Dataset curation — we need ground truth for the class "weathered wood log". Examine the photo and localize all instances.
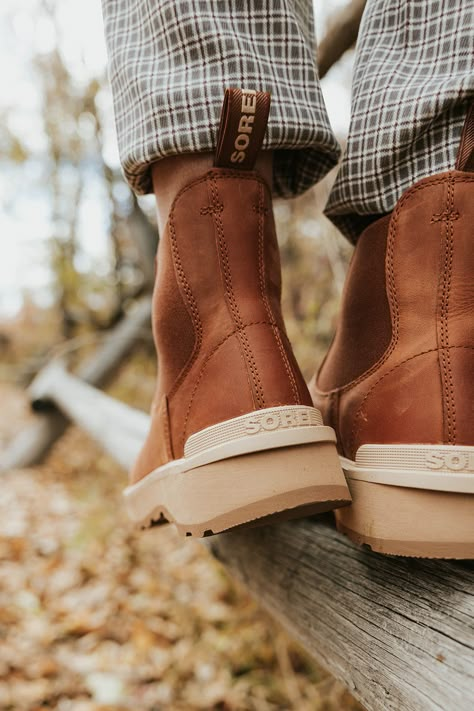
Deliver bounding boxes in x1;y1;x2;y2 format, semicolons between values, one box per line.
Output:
14;364;474;711
210;524;474;711
0;412;69;473
0;297;151;472
318;0;367;79
29;362;148;470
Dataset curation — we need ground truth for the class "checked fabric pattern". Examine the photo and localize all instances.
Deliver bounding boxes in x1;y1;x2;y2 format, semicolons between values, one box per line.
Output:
326;0;474;240
101;0;340;201
102;0;474;241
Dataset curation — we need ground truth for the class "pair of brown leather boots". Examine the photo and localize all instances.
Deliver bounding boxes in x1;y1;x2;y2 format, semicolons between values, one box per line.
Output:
125;90;474;559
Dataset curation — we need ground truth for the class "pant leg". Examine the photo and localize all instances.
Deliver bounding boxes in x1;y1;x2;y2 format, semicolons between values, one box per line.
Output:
101;0;339;199
325;0;474;242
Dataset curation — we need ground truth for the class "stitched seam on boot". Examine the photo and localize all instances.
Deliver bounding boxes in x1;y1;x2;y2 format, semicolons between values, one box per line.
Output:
209;176;266;409
162;396;174;461
316;173;474;399
165;175;272;453
167;215;203;398
332;392;338;430
437;176;457;444
166;171;271;223
256;182;300;405
347;176;451;453
315;181;402;398
182;320;285;443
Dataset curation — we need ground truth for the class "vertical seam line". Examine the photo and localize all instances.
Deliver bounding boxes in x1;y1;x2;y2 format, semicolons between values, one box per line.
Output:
167;215;203;401
256;183;300;404
209;176;266;408
438;177;457;443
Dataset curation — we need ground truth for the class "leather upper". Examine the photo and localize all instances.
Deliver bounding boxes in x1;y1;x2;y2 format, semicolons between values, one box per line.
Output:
131;168;312;483
310;171;474;459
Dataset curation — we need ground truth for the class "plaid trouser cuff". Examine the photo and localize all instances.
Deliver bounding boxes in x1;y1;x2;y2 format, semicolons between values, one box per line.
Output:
325;0;474;241
101;0;340;199
102;0;474;240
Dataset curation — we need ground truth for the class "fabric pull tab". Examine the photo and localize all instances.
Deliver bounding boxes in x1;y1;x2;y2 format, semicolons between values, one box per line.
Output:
455;103;474;172
214;88;271;170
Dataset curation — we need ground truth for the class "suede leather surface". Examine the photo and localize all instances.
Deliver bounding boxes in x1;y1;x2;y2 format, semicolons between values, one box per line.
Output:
131;168;312;483
310;171;474;458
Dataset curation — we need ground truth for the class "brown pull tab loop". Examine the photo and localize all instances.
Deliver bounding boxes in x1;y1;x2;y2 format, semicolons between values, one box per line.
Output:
214;88;271;170
455;103;474;172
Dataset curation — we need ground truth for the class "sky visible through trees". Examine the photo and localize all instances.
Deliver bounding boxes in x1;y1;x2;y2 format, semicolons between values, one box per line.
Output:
0;0;353;320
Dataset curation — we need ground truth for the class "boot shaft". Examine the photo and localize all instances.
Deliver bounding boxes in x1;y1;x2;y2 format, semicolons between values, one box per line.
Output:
313;170;474;456
153;168;312;458
154;168;282;392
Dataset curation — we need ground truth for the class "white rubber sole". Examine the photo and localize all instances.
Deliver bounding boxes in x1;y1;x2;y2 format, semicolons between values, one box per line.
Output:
337;444;474;558
124;406;351;537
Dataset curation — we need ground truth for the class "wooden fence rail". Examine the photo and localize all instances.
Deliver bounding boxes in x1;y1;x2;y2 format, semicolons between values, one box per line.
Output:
0;297;151;472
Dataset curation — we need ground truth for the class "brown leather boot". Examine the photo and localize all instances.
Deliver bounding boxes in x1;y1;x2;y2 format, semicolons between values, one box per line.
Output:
310;106;474;558
125;89;350;536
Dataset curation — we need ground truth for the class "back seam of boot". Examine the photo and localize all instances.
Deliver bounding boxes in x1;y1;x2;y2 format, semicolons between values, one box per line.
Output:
207;174;265;409
255;181;301;405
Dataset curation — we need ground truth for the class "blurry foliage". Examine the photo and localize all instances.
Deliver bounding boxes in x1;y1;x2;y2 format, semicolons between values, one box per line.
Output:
1;0;156;347
0;296;63;384
34;34;148;338
1;0;350;379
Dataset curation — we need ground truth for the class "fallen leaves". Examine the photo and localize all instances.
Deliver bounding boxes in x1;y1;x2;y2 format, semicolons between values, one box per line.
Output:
0;384;362;711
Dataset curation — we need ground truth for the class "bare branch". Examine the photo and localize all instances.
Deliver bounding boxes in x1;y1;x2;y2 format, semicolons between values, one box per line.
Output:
317;0;366;79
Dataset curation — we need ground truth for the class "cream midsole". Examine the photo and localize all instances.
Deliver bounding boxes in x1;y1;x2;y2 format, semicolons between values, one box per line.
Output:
341;444;474;494
124;406;338;522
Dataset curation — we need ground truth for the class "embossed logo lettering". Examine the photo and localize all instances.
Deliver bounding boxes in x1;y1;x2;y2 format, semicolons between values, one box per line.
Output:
425;452;474;472
231;89;256;164
245;409;312;435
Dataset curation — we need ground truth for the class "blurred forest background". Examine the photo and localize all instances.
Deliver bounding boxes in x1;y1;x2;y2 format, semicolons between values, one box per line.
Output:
0;0;360;709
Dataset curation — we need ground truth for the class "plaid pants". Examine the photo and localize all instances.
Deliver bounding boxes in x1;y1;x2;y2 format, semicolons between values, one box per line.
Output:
102;0;474;241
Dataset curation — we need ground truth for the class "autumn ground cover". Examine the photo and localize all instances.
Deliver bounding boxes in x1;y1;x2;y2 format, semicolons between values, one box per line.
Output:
0;361;362;710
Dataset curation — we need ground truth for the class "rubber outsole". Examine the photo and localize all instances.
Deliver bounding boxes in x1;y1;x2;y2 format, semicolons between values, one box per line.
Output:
127;441;351;538
337;449;474;559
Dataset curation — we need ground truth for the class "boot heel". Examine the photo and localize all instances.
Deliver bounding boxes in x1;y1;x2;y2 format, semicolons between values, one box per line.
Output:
337;446;474;558
128;441;350;537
